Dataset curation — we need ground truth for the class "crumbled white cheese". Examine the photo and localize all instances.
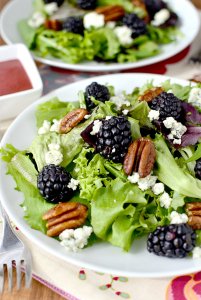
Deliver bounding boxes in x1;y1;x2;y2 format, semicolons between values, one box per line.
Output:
50;119;61;132
44;2;58;15
163;117;187;145
128;172;157;191
128;172;140;184
83;12;105;29
192;247;201;259
106;116;112;120
59;226;93;252
110;94;130;110
152;182;164;195
159;192;172;209
90;120;102;135
38;120;51;135
151;8;170;26
45;143;63;165
28;12;46;28
114;26;133;46
170;211;188;224
163;117;176;129
148;109;160;122
67;178;79;191
138;175;157;191
122;109;129;115
188;88;201;108
107;21;116;29
84;114;91;119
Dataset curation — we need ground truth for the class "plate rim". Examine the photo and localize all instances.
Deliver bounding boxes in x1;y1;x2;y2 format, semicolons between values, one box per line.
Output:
0;0;200;72
1;72;201;278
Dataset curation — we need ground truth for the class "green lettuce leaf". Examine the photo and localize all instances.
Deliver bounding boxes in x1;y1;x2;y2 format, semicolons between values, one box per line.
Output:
35;29;85;63
83;27;120;60
154;134;201;199
3;151;53;232
91;178;169;250
36;98;79;128
29;126;84;171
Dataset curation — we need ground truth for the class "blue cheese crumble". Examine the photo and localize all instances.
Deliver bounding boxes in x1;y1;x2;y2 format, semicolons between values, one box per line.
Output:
59;226;93;252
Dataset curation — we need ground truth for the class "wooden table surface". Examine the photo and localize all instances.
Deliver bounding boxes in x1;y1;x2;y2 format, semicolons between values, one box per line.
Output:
0;0;66;299
0;0;201;299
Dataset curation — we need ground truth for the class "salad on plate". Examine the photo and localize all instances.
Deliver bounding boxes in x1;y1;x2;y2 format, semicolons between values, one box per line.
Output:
18;0;181;64
2;77;201;259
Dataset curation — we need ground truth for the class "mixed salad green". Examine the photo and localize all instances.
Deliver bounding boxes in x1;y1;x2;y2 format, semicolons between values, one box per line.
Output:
2;79;201;256
18;0;182;64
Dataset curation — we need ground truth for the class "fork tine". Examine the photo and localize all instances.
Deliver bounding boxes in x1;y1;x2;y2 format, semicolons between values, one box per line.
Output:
24;261;32;288
0;265;4;293
6;261;13;291
15;260;21;290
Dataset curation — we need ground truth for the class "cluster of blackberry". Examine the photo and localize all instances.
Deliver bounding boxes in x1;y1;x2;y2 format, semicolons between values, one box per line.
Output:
147;224;196;258
149;92;184;122
37;164;74;203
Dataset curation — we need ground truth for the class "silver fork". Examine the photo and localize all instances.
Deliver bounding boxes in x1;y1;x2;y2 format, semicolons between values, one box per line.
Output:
0;202;32;292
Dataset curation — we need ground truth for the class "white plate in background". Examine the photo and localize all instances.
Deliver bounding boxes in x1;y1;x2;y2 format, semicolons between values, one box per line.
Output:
0;0;200;72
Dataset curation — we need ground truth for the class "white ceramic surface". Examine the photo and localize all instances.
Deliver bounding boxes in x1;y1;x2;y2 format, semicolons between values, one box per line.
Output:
0;73;201;278
0;0;200;72
0;44;43;121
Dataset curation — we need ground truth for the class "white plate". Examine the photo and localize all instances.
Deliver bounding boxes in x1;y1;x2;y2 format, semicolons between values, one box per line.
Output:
0;0;200;72
1;73;201;278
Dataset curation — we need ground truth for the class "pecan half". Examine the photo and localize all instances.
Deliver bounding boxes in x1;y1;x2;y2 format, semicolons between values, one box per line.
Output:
138;87;164;103
123;138;156;178
95;5;125;22
186;202;201;229
59;108;88;134
43;202;88;237
44;19;62;31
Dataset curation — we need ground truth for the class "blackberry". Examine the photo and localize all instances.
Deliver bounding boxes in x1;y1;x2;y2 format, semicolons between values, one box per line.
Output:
43;0;64;7
62;16;84;35
85;82;110;111
195;159;201;180
144;0;167;19
122;13;147;39
149;92;183;122
147;224;196;258
77;0;97;10
95;116;132;163
37;164;75;204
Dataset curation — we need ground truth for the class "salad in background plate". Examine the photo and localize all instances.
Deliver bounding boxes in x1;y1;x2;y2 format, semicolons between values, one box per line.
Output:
2;75;201;260
18;0;181;64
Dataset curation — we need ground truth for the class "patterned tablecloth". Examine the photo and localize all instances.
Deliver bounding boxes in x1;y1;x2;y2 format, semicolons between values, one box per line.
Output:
2;18;201;300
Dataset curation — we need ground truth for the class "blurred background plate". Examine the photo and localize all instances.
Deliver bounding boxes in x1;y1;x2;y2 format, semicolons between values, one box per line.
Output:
0;0;200;72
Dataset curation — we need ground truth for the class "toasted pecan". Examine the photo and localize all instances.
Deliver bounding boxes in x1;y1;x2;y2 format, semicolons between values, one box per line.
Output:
123;138;156;178
59;108;88;134
186;202;201;229
138;87;164;103
43;202;88;237
44;19;62;31
95;5;125;22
